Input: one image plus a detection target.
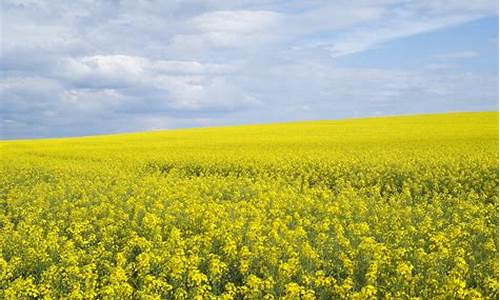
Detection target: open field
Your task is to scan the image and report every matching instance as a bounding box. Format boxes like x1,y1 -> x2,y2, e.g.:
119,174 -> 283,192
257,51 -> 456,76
0,112 -> 498,299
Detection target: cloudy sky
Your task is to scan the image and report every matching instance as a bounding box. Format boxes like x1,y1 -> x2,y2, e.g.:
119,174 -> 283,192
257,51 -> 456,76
1,0 -> 498,139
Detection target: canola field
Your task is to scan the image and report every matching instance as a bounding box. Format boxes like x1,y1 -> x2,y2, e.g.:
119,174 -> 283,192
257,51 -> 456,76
0,112 -> 498,299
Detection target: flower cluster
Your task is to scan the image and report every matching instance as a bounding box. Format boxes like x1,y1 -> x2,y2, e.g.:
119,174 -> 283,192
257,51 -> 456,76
0,112 -> 498,299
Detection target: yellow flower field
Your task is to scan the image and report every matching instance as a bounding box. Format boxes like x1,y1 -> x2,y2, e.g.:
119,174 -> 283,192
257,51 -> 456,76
0,112 -> 498,299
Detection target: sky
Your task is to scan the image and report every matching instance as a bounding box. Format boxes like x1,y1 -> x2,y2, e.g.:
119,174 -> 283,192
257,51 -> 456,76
1,0 -> 498,139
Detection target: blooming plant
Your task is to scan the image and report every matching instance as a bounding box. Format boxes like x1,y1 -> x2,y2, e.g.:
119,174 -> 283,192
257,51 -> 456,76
0,112 -> 498,299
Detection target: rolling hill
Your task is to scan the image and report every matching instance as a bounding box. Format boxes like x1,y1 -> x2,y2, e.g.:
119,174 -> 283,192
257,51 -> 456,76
0,112 -> 498,299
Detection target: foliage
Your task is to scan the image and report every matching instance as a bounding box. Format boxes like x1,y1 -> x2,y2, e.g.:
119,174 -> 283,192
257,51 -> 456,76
0,112 -> 498,299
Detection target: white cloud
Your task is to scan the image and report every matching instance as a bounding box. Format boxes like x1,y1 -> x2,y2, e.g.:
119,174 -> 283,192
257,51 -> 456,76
191,10 -> 282,33
293,0 -> 496,58
57,55 -> 147,87
409,0 -> 498,15
61,89 -> 124,113
434,51 -> 481,59
326,15 -> 477,57
169,10 -> 284,49
51,55 -> 255,113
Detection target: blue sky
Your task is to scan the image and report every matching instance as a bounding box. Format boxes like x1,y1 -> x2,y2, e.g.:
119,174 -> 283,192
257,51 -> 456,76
1,0 -> 498,139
